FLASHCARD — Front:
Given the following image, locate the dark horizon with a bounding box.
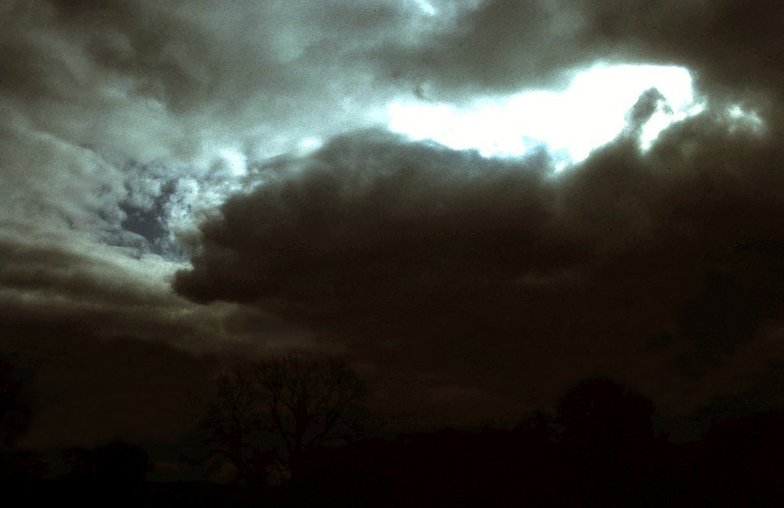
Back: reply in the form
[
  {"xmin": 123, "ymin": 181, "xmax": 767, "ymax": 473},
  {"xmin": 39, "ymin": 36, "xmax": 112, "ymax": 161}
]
[{"xmin": 2, "ymin": 355, "xmax": 784, "ymax": 506}]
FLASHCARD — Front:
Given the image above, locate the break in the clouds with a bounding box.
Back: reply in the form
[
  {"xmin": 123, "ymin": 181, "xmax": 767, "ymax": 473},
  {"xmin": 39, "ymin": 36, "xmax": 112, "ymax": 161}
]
[
  {"xmin": 386, "ymin": 64, "xmax": 701, "ymax": 162},
  {"xmin": 1, "ymin": 0, "xmax": 439, "ymax": 444},
  {"xmin": 3, "ymin": 0, "xmax": 784, "ymax": 443}
]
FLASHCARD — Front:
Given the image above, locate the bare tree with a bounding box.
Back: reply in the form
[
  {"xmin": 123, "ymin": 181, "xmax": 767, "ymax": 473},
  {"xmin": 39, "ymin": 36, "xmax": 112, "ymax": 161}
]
[
  {"xmin": 200, "ymin": 355, "xmax": 368, "ymax": 485},
  {"xmin": 198, "ymin": 371, "xmax": 274, "ymax": 486},
  {"xmin": 255, "ymin": 355, "xmax": 367, "ymax": 481}
]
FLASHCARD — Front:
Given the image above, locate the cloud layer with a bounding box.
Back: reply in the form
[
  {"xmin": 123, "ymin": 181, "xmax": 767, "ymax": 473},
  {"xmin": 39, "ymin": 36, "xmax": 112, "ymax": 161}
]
[
  {"xmin": 176, "ymin": 105, "xmax": 784, "ymax": 422},
  {"xmin": 0, "ymin": 0, "xmax": 445, "ymax": 443},
  {"xmin": 4, "ymin": 0, "xmax": 784, "ymax": 440},
  {"xmin": 379, "ymin": 0, "xmax": 784, "ymax": 104}
]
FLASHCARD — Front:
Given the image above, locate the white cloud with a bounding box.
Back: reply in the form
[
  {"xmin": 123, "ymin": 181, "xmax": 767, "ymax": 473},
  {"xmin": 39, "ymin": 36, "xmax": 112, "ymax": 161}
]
[{"xmin": 386, "ymin": 64, "xmax": 700, "ymax": 165}]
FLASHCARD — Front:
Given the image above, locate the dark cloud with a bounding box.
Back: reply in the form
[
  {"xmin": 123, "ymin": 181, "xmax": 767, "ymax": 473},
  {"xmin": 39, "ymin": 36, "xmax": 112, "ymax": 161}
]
[
  {"xmin": 0, "ymin": 231, "xmax": 318, "ymax": 446},
  {"xmin": 176, "ymin": 132, "xmax": 570, "ymax": 305},
  {"xmin": 378, "ymin": 0, "xmax": 784, "ymax": 104},
  {"xmin": 175, "ymin": 103, "xmax": 784, "ymax": 422},
  {"xmin": 0, "ymin": 229, "xmax": 315, "ymax": 350},
  {"xmin": 4, "ymin": 0, "xmax": 784, "ymax": 439}
]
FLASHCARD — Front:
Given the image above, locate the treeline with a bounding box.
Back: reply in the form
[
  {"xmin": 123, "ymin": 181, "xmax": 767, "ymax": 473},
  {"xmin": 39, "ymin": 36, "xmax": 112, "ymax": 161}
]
[{"xmin": 1, "ymin": 356, "xmax": 783, "ymax": 506}]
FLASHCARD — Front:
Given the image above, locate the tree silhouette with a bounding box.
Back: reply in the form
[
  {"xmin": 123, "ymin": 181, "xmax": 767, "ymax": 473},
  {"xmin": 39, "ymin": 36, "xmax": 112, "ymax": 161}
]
[
  {"xmin": 556, "ymin": 377, "xmax": 655, "ymax": 449},
  {"xmin": 92, "ymin": 440, "xmax": 153, "ymax": 487},
  {"xmin": 555, "ymin": 377, "xmax": 658, "ymax": 506},
  {"xmin": 201, "ymin": 355, "xmax": 368, "ymax": 485},
  {"xmin": 199, "ymin": 370, "xmax": 274, "ymax": 486},
  {"xmin": 697, "ymin": 411, "xmax": 784, "ymax": 505},
  {"xmin": 62, "ymin": 440, "xmax": 153, "ymax": 506}
]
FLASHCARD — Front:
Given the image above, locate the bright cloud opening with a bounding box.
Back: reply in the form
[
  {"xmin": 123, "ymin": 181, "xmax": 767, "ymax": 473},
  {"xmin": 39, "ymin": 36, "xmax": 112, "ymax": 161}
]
[
  {"xmin": 410, "ymin": 0, "xmax": 438, "ymax": 16},
  {"xmin": 220, "ymin": 148, "xmax": 248, "ymax": 177},
  {"xmin": 386, "ymin": 64, "xmax": 702, "ymax": 167}
]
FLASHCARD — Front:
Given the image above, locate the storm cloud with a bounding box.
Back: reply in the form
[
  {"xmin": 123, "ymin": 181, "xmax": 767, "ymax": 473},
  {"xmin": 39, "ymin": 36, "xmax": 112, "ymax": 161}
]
[
  {"xmin": 378, "ymin": 0, "xmax": 784, "ymax": 104},
  {"xmin": 4, "ymin": 0, "xmax": 784, "ymax": 441},
  {"xmin": 176, "ymin": 105, "xmax": 784, "ymax": 421}
]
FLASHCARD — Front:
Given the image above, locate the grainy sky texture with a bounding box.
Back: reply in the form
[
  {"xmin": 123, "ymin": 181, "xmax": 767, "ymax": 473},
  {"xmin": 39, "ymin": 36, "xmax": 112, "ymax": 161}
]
[{"xmin": 2, "ymin": 0, "xmax": 784, "ymax": 446}]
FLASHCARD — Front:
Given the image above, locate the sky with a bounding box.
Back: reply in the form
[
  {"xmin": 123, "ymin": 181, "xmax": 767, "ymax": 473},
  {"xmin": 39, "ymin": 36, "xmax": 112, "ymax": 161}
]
[{"xmin": 3, "ymin": 0, "xmax": 784, "ymax": 447}]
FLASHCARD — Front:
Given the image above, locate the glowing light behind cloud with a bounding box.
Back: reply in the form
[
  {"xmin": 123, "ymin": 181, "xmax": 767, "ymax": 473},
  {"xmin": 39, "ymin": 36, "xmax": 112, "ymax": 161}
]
[
  {"xmin": 220, "ymin": 148, "xmax": 248, "ymax": 177},
  {"xmin": 386, "ymin": 65, "xmax": 701, "ymax": 165},
  {"xmin": 411, "ymin": 0, "xmax": 438, "ymax": 16}
]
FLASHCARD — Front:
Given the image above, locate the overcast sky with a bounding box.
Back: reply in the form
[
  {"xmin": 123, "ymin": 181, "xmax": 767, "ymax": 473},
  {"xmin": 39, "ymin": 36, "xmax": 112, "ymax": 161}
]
[{"xmin": 3, "ymin": 0, "xmax": 784, "ymax": 447}]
